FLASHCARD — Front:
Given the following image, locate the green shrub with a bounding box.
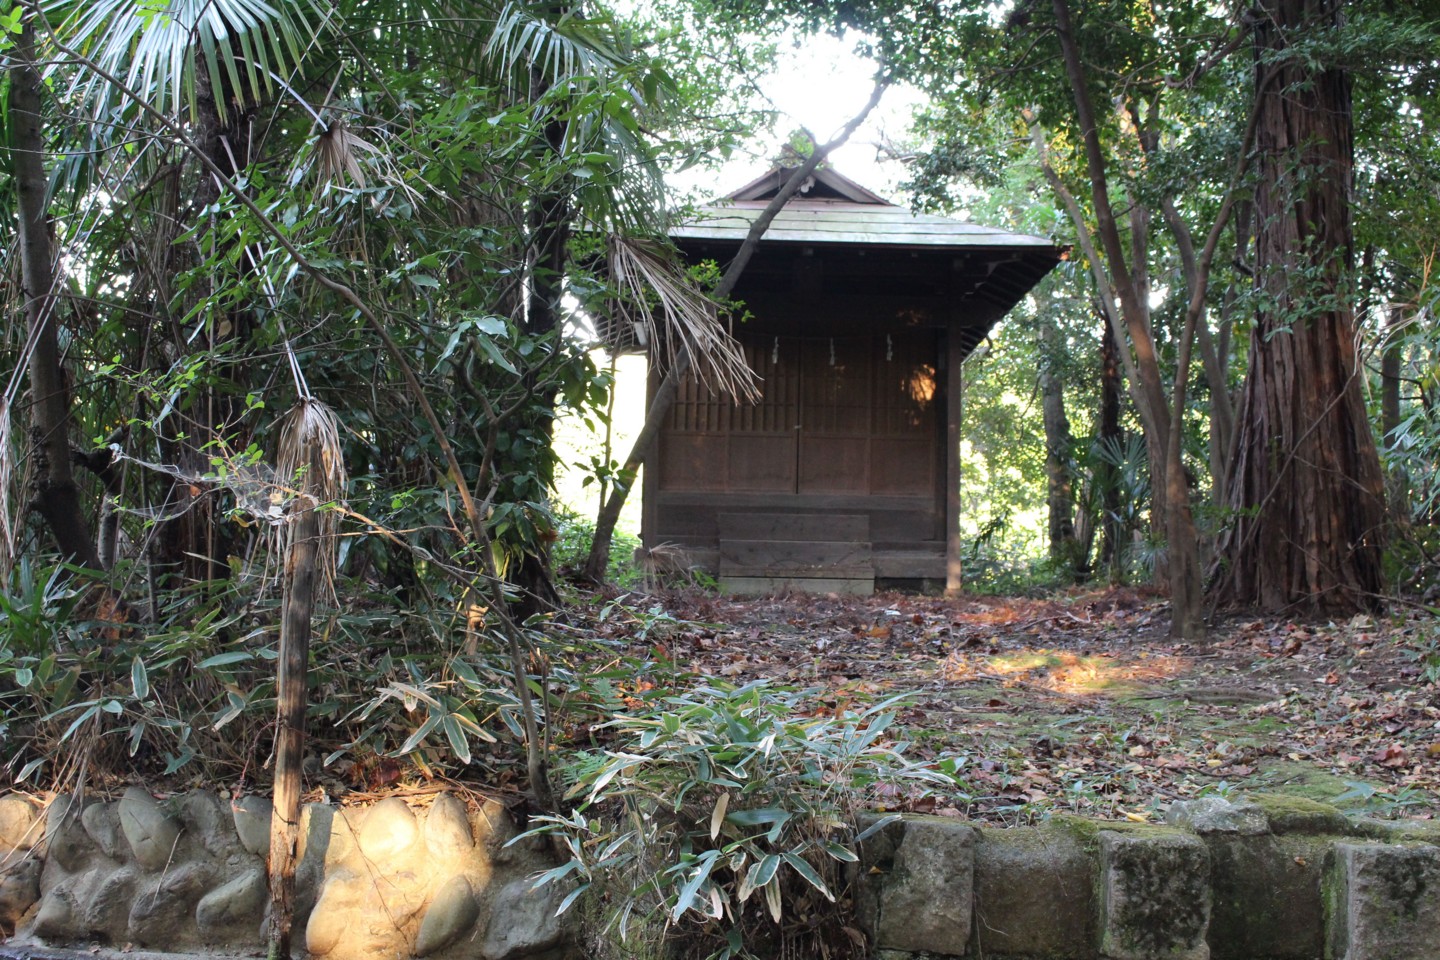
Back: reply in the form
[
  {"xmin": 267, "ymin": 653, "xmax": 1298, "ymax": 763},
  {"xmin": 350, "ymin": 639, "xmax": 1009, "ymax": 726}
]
[
  {"xmin": 514, "ymin": 680, "xmax": 951, "ymax": 960},
  {"xmin": 553, "ymin": 508, "xmax": 647, "ymax": 588}
]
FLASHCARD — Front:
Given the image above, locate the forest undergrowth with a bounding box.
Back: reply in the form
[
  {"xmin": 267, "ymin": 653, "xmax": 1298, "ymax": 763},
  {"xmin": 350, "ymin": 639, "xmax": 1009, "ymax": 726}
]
[{"xmin": 6, "ymin": 576, "xmax": 1434, "ymax": 825}]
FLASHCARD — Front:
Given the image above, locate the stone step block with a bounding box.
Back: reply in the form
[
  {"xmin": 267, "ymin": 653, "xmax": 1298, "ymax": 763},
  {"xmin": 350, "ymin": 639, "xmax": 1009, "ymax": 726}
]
[
  {"xmin": 1099, "ymin": 828, "xmax": 1211, "ymax": 960},
  {"xmin": 972, "ymin": 821, "xmax": 1098, "ymax": 959},
  {"xmin": 1204, "ymin": 833, "xmax": 1328, "ymax": 959},
  {"xmin": 859, "ymin": 815, "xmax": 975, "ymax": 956},
  {"xmin": 1326, "ymin": 842, "xmax": 1440, "ymax": 960}
]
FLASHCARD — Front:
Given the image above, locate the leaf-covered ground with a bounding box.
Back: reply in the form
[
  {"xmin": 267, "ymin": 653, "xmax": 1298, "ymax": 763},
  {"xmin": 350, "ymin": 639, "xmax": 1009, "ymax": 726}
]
[{"xmin": 580, "ymin": 586, "xmax": 1440, "ymax": 824}]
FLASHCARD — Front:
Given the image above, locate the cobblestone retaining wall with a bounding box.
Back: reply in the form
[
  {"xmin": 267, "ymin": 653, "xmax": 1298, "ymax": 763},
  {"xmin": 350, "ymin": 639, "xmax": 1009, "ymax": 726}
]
[{"xmin": 0, "ymin": 789, "xmax": 571, "ymax": 960}]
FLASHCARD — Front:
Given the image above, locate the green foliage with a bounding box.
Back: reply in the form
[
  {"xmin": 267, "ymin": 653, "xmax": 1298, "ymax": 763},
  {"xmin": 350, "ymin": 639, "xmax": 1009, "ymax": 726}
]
[
  {"xmin": 553, "ymin": 508, "xmax": 645, "ymax": 589},
  {"xmin": 1082, "ymin": 433, "xmax": 1153, "ymax": 582},
  {"xmin": 0, "ymin": 4, "xmax": 23, "ymax": 47},
  {"xmin": 1388, "ymin": 617, "xmax": 1440, "ymax": 687},
  {"xmin": 516, "ymin": 681, "xmax": 949, "ymax": 959},
  {"xmin": 0, "ymin": 554, "xmax": 578, "ymax": 785},
  {"xmin": 52, "ymin": 0, "xmax": 336, "ymax": 124},
  {"xmin": 1332, "ymin": 780, "xmax": 1433, "ymax": 818}
]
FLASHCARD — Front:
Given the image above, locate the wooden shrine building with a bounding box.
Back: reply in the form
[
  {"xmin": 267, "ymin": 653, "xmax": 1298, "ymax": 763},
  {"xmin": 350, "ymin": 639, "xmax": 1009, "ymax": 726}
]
[{"xmin": 646, "ymin": 167, "xmax": 1062, "ymax": 594}]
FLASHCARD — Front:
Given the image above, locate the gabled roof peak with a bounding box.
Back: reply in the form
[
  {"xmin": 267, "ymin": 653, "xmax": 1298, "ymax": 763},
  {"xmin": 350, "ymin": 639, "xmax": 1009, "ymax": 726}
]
[{"xmin": 726, "ymin": 166, "xmax": 892, "ymax": 205}]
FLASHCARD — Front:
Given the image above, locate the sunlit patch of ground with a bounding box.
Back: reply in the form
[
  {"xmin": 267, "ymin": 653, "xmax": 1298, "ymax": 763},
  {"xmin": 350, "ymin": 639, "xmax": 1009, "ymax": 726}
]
[{"xmin": 940, "ymin": 648, "xmax": 1190, "ymax": 695}]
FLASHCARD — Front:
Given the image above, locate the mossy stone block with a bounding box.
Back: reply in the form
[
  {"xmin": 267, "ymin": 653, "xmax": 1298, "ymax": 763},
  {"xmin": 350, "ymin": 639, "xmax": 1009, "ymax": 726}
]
[
  {"xmin": 1325, "ymin": 842, "xmax": 1440, "ymax": 960},
  {"xmin": 1351, "ymin": 818, "xmax": 1440, "ymax": 846},
  {"xmin": 1100, "ymin": 828, "xmax": 1211, "ymax": 960},
  {"xmin": 1205, "ymin": 833, "xmax": 1326, "ymax": 959},
  {"xmin": 1250, "ymin": 794, "xmax": 1351, "ymax": 837},
  {"xmin": 972, "ymin": 823, "xmax": 1098, "ymax": 959}
]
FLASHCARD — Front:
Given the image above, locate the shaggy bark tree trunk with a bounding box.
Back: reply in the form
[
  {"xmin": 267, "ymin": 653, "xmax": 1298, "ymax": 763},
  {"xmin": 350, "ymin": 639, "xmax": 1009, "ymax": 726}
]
[
  {"xmin": 1380, "ymin": 306, "xmax": 1410, "ymax": 529},
  {"xmin": 9, "ymin": 22, "xmax": 102, "ymax": 573},
  {"xmin": 506, "ymin": 61, "xmax": 571, "ymax": 620},
  {"xmin": 152, "ymin": 70, "xmax": 255, "ymax": 600},
  {"xmin": 1097, "ymin": 318, "xmax": 1125, "ymax": 582},
  {"xmin": 1380, "ymin": 305, "xmax": 1402, "ymax": 445},
  {"xmin": 1213, "ymin": 0, "xmax": 1386, "ymax": 612}
]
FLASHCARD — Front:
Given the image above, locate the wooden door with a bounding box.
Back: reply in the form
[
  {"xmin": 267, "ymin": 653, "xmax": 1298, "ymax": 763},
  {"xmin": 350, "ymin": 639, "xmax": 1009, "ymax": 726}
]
[
  {"xmin": 658, "ymin": 332, "xmax": 939, "ymax": 498},
  {"xmin": 798, "ymin": 337, "xmax": 872, "ymax": 494},
  {"xmin": 659, "ymin": 336, "xmax": 798, "ymax": 492}
]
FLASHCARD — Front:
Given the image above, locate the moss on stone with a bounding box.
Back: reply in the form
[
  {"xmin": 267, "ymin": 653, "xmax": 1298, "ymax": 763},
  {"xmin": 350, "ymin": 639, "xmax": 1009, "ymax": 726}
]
[
  {"xmin": 1249, "ymin": 792, "xmax": 1353, "ymax": 836},
  {"xmin": 1098, "ymin": 831, "xmax": 1210, "ymax": 960},
  {"xmin": 1093, "ymin": 820, "xmax": 1193, "ymax": 840},
  {"xmin": 1351, "ymin": 818, "xmax": 1440, "ymax": 846},
  {"xmin": 1047, "ymin": 814, "xmax": 1103, "ymax": 851}
]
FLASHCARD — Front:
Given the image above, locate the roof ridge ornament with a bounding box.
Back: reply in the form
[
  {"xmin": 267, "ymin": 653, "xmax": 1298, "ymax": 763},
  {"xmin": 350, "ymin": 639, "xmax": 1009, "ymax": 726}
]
[{"xmin": 725, "ymin": 165, "xmax": 892, "ymax": 205}]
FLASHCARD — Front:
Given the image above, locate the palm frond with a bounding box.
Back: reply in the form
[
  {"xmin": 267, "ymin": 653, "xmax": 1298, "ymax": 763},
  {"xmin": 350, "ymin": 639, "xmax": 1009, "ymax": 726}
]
[
  {"xmin": 486, "ymin": 1, "xmax": 623, "ymax": 86},
  {"xmin": 559, "ymin": 78, "xmax": 668, "ymax": 234},
  {"xmin": 48, "ymin": 0, "xmax": 335, "ymax": 125},
  {"xmin": 603, "ymin": 236, "xmax": 760, "ymax": 403},
  {"xmin": 314, "ymin": 117, "xmax": 378, "ymax": 188}
]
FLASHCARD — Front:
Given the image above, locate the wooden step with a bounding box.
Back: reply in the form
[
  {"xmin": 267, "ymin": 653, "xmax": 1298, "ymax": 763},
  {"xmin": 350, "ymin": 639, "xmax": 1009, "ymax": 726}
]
[
  {"xmin": 718, "ymin": 512, "xmax": 869, "ymax": 542},
  {"xmin": 718, "ymin": 538, "xmax": 873, "ymax": 579}
]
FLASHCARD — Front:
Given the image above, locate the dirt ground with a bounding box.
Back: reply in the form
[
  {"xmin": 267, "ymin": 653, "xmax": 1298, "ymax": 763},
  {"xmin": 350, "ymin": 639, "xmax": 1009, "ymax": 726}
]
[{"xmin": 584, "ymin": 586, "xmax": 1440, "ymax": 824}]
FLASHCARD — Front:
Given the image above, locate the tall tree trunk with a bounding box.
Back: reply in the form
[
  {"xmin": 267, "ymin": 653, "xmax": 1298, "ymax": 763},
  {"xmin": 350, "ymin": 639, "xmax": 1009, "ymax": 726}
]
[
  {"xmin": 1380, "ymin": 306, "xmax": 1410, "ymax": 529},
  {"xmin": 508, "ymin": 64, "xmax": 571, "ymax": 620},
  {"xmin": 267, "ymin": 496, "xmax": 317, "ymax": 959},
  {"xmin": 508, "ymin": 185, "xmax": 569, "ymax": 620},
  {"xmin": 1380, "ymin": 305, "xmax": 1402, "ymax": 445},
  {"xmin": 1097, "ymin": 316, "xmax": 1125, "ymax": 582},
  {"xmin": 9, "ymin": 21, "xmax": 102, "ymax": 573},
  {"xmin": 153, "ymin": 71, "xmax": 255, "ymax": 599},
  {"xmin": 1049, "ymin": 0, "xmax": 1204, "ymax": 636},
  {"xmin": 1213, "ymin": 0, "xmax": 1386, "ymax": 612},
  {"xmin": 1038, "ymin": 322, "xmax": 1078, "ymax": 570}
]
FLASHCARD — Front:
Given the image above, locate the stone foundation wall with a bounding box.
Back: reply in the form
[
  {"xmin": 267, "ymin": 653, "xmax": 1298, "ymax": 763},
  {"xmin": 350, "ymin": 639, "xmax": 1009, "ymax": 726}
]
[
  {"xmin": 0, "ymin": 790, "xmax": 572, "ymax": 960},
  {"xmin": 3, "ymin": 791, "xmax": 1439, "ymax": 960},
  {"xmin": 856, "ymin": 795, "xmax": 1440, "ymax": 960}
]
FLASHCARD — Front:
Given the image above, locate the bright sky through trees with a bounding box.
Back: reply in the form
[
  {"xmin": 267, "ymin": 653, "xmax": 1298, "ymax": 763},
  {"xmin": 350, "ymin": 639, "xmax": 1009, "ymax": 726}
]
[{"xmin": 670, "ymin": 31, "xmax": 925, "ymax": 202}]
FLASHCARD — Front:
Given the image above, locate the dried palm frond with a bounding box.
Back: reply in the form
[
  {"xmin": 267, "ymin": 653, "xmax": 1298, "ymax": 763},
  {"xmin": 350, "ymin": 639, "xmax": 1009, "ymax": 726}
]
[
  {"xmin": 0, "ymin": 398, "xmax": 13, "ymax": 581},
  {"xmin": 274, "ymin": 398, "xmax": 347, "ymax": 601},
  {"xmin": 638, "ymin": 540, "xmax": 697, "ymax": 592},
  {"xmin": 602, "ymin": 236, "xmax": 760, "ymax": 402},
  {"xmin": 315, "ymin": 118, "xmax": 378, "ymax": 189}
]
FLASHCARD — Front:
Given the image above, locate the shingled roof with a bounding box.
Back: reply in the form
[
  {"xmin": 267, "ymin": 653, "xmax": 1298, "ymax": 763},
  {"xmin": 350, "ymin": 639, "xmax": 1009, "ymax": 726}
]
[
  {"xmin": 669, "ymin": 167, "xmax": 1063, "ymax": 331},
  {"xmin": 669, "ymin": 166, "xmax": 1058, "ymax": 252}
]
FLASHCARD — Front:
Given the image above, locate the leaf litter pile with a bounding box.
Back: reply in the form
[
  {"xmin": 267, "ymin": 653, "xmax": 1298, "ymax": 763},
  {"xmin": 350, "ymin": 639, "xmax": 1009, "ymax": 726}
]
[{"xmin": 579, "ymin": 587, "xmax": 1440, "ymax": 824}]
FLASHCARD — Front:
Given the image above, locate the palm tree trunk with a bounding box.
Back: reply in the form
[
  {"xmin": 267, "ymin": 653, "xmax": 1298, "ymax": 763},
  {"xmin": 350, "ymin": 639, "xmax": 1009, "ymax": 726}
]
[
  {"xmin": 267, "ymin": 497, "xmax": 318, "ymax": 959},
  {"xmin": 9, "ymin": 21, "xmax": 102, "ymax": 573},
  {"xmin": 1038, "ymin": 322, "xmax": 1077, "ymax": 570},
  {"xmin": 1097, "ymin": 319, "xmax": 1125, "ymax": 582}
]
